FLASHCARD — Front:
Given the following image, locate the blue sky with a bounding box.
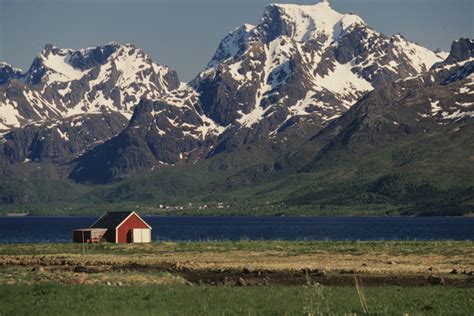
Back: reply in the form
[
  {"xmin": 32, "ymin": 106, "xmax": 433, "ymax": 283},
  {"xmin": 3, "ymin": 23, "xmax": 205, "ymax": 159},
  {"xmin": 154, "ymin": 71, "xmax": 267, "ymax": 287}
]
[{"xmin": 1, "ymin": 0, "xmax": 472, "ymax": 81}]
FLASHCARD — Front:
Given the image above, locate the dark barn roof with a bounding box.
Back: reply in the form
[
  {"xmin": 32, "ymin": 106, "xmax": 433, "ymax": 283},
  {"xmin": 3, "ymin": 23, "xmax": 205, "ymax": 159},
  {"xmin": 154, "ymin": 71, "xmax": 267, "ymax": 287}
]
[{"xmin": 90, "ymin": 212, "xmax": 133, "ymax": 229}]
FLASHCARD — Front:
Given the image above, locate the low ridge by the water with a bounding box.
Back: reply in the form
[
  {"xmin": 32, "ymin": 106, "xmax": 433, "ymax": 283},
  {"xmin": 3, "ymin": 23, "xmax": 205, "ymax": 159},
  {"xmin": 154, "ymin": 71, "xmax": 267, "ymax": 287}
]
[{"xmin": 0, "ymin": 216, "xmax": 473, "ymax": 243}]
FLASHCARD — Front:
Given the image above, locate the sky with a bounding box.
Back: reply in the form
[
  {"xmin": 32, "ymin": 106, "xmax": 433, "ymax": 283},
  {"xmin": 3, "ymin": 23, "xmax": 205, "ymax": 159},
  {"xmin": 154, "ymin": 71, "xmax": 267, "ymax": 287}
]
[{"xmin": 0, "ymin": 0, "xmax": 472, "ymax": 81}]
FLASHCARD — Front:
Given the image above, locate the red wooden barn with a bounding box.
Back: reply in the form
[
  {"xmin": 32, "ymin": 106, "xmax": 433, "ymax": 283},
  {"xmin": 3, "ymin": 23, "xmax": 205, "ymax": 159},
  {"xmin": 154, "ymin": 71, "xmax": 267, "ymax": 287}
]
[{"xmin": 73, "ymin": 211, "xmax": 152, "ymax": 243}]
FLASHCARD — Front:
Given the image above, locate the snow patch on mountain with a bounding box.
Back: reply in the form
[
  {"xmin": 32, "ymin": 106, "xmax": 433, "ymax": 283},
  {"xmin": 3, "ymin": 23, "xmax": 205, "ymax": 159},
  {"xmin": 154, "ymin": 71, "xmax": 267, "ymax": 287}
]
[
  {"xmin": 442, "ymin": 110, "xmax": 474, "ymax": 121},
  {"xmin": 56, "ymin": 127, "xmax": 69, "ymax": 141},
  {"xmin": 316, "ymin": 61, "xmax": 373, "ymax": 98},
  {"xmin": 430, "ymin": 99, "xmax": 442, "ymax": 114},
  {"xmin": 41, "ymin": 48, "xmax": 88, "ymax": 82},
  {"xmin": 392, "ymin": 35, "xmax": 445, "ymax": 72},
  {"xmin": 236, "ymin": 38, "xmax": 293, "ymax": 128},
  {"xmin": 195, "ymin": 114, "xmax": 228, "ymax": 140},
  {"xmin": 0, "ymin": 99, "xmax": 21, "ymax": 129}
]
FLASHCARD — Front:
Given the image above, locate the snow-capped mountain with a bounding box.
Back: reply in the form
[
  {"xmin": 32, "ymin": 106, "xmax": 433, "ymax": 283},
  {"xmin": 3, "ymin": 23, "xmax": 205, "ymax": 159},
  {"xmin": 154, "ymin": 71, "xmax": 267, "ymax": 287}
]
[
  {"xmin": 1, "ymin": 1, "xmax": 468, "ymax": 184},
  {"xmin": 0, "ymin": 2, "xmax": 447, "ymax": 136},
  {"xmin": 0, "ymin": 43, "xmax": 227, "ymax": 166},
  {"xmin": 282, "ymin": 38, "xmax": 474, "ymax": 174},
  {"xmin": 194, "ymin": 1, "xmax": 445, "ymax": 138},
  {"xmin": 0, "ymin": 42, "xmax": 180, "ymax": 130}
]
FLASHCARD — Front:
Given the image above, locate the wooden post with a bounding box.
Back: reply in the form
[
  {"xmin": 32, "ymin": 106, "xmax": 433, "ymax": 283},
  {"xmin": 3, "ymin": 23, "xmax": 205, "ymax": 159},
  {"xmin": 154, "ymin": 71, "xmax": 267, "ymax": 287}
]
[{"xmin": 82, "ymin": 230, "xmax": 86, "ymax": 256}]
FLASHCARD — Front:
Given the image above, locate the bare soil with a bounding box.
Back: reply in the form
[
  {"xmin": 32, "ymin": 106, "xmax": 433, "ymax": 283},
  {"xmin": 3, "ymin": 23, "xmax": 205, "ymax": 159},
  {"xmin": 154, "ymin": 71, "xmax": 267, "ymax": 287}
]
[{"xmin": 1, "ymin": 252, "xmax": 472, "ymax": 287}]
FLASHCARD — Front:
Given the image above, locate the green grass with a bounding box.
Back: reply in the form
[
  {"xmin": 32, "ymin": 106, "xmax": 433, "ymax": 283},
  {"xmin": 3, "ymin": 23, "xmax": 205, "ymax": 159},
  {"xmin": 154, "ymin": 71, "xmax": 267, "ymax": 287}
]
[
  {"xmin": 0, "ymin": 284, "xmax": 472, "ymax": 315},
  {"xmin": 0, "ymin": 240, "xmax": 472, "ymax": 257}
]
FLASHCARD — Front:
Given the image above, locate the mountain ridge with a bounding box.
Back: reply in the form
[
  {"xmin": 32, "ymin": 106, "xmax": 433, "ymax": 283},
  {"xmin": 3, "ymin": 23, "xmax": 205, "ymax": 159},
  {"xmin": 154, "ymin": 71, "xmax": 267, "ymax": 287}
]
[
  {"xmin": 0, "ymin": 42, "xmax": 181, "ymax": 130},
  {"xmin": 0, "ymin": 2, "xmax": 472, "ymax": 215}
]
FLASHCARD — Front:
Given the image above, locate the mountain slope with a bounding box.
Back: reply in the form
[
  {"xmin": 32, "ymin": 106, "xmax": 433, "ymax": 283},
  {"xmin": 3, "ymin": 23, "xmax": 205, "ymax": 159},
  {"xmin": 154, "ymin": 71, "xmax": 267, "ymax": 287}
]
[
  {"xmin": 77, "ymin": 38, "xmax": 474, "ymax": 215},
  {"xmin": 69, "ymin": 98, "xmax": 222, "ymax": 183},
  {"xmin": 70, "ymin": 1, "xmax": 447, "ymax": 182},
  {"xmin": 1, "ymin": 112, "xmax": 128, "ymax": 164},
  {"xmin": 261, "ymin": 38, "xmax": 474, "ymax": 214}
]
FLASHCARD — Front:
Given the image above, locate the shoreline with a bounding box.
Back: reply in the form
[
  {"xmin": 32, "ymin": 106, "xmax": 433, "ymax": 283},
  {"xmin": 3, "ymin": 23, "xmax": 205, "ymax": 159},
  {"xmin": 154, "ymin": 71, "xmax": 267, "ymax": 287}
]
[{"xmin": 4, "ymin": 213, "xmax": 29, "ymax": 217}]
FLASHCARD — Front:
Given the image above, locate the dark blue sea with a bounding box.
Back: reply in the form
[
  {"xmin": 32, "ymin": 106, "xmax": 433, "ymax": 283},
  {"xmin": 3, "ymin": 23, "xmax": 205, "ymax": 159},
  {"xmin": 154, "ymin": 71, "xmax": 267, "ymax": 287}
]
[{"xmin": 0, "ymin": 216, "xmax": 473, "ymax": 243}]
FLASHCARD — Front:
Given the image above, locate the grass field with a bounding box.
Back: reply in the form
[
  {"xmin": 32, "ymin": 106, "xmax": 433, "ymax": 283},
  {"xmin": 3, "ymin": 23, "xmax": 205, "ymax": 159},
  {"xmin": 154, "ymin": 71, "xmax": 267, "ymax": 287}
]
[
  {"xmin": 0, "ymin": 241, "xmax": 473, "ymax": 315},
  {"xmin": 1, "ymin": 240, "xmax": 472, "ymax": 256},
  {"xmin": 0, "ymin": 284, "xmax": 473, "ymax": 315}
]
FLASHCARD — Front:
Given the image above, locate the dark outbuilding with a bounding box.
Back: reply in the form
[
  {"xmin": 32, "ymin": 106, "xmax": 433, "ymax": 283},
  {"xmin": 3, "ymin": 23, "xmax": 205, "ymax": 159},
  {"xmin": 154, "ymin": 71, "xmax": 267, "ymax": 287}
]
[{"xmin": 73, "ymin": 228, "xmax": 107, "ymax": 243}]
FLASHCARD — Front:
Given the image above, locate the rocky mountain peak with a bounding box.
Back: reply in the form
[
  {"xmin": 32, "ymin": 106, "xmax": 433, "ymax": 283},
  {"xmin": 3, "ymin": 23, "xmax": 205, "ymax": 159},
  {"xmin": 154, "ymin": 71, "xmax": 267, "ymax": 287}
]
[
  {"xmin": 0, "ymin": 41, "xmax": 182, "ymax": 130},
  {"xmin": 445, "ymin": 38, "xmax": 474, "ymax": 64},
  {"xmin": 196, "ymin": 1, "xmax": 445, "ymax": 138},
  {"xmin": 23, "ymin": 42, "xmax": 175, "ymax": 86},
  {"xmin": 207, "ymin": 24, "xmax": 255, "ymax": 69},
  {"xmin": 68, "ymin": 43, "xmax": 120, "ymax": 71},
  {"xmin": 40, "ymin": 43, "xmax": 56, "ymax": 54},
  {"xmin": 30, "ymin": 44, "xmax": 88, "ymax": 84},
  {"xmin": 0, "ymin": 62, "xmax": 23, "ymax": 85},
  {"xmin": 255, "ymin": 1, "xmax": 365, "ymax": 44},
  {"xmin": 207, "ymin": 1, "xmax": 367, "ymax": 69},
  {"xmin": 431, "ymin": 38, "xmax": 473, "ymax": 77}
]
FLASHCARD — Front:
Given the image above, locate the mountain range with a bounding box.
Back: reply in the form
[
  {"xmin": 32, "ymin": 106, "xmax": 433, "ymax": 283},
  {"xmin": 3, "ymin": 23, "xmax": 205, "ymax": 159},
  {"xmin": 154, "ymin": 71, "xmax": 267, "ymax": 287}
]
[{"xmin": 0, "ymin": 1, "xmax": 472, "ymax": 215}]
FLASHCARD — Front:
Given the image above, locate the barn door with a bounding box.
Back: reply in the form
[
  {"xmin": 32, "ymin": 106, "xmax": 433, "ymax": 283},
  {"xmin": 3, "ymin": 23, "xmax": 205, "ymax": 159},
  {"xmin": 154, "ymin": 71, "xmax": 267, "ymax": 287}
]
[
  {"xmin": 132, "ymin": 229, "xmax": 151, "ymax": 243},
  {"xmin": 127, "ymin": 230, "xmax": 133, "ymax": 243}
]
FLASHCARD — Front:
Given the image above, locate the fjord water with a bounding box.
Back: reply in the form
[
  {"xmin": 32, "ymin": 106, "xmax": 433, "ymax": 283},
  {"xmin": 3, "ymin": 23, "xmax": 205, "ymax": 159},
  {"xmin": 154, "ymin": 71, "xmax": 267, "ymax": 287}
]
[{"xmin": 0, "ymin": 216, "xmax": 473, "ymax": 243}]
